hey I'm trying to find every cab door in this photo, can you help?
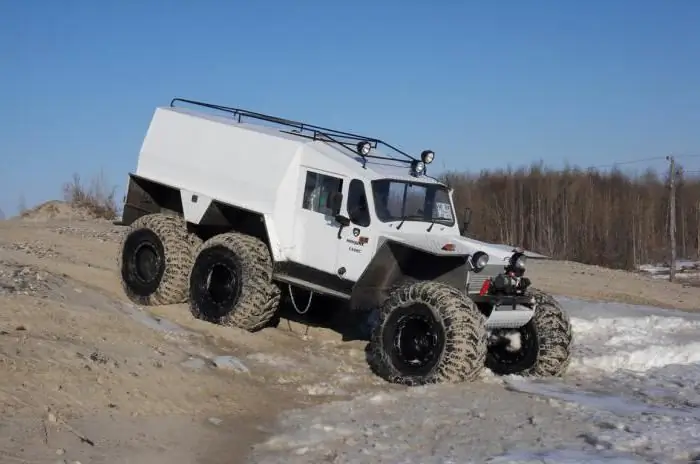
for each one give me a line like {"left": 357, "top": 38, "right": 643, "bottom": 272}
{"left": 335, "top": 179, "right": 376, "bottom": 282}
{"left": 293, "top": 169, "right": 345, "bottom": 275}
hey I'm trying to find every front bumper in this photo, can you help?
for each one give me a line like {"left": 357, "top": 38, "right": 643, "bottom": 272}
{"left": 470, "top": 273, "right": 537, "bottom": 329}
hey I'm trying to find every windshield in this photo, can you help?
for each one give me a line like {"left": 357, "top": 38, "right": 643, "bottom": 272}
{"left": 371, "top": 179, "right": 455, "bottom": 226}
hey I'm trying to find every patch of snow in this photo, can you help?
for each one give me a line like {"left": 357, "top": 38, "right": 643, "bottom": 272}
{"left": 506, "top": 374, "right": 700, "bottom": 462}
{"left": 637, "top": 264, "right": 667, "bottom": 274}
{"left": 120, "top": 303, "right": 191, "bottom": 335}
{"left": 250, "top": 296, "right": 700, "bottom": 463}
{"left": 246, "top": 352, "right": 299, "bottom": 369}
{"left": 180, "top": 357, "right": 207, "bottom": 370}
{"left": 569, "top": 313, "right": 700, "bottom": 373}
{"left": 637, "top": 259, "right": 700, "bottom": 281}
{"left": 649, "top": 271, "right": 700, "bottom": 281}
{"left": 505, "top": 297, "right": 700, "bottom": 461}
{"left": 298, "top": 383, "right": 347, "bottom": 396}
{"left": 485, "top": 448, "right": 647, "bottom": 463}
{"left": 504, "top": 331, "right": 522, "bottom": 352}
{"left": 212, "top": 355, "right": 249, "bottom": 373}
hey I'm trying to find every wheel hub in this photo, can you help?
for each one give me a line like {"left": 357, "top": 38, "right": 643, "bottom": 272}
{"left": 134, "top": 243, "right": 161, "bottom": 284}
{"left": 394, "top": 314, "right": 439, "bottom": 367}
{"left": 205, "top": 263, "right": 237, "bottom": 304}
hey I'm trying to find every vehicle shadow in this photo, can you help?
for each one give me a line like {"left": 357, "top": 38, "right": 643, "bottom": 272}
{"left": 268, "top": 286, "right": 374, "bottom": 342}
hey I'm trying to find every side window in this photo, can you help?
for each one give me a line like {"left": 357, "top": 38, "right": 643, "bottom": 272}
{"left": 302, "top": 170, "right": 343, "bottom": 215}
{"left": 347, "top": 179, "right": 370, "bottom": 227}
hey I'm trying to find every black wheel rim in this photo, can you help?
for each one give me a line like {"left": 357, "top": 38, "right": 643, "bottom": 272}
{"left": 121, "top": 228, "right": 166, "bottom": 297}
{"left": 205, "top": 263, "right": 238, "bottom": 305}
{"left": 134, "top": 243, "right": 160, "bottom": 284}
{"left": 190, "top": 246, "right": 243, "bottom": 321}
{"left": 385, "top": 304, "right": 445, "bottom": 376}
{"left": 487, "top": 321, "right": 538, "bottom": 373}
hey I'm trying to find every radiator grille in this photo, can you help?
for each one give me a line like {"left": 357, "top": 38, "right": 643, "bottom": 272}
{"left": 466, "top": 264, "right": 503, "bottom": 294}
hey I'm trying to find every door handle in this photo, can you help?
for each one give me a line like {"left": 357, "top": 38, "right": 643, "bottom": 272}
{"left": 335, "top": 214, "right": 351, "bottom": 239}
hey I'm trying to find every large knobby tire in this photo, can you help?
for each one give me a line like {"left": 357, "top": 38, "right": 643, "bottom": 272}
{"left": 118, "top": 213, "right": 201, "bottom": 306}
{"left": 188, "top": 232, "right": 281, "bottom": 332}
{"left": 367, "top": 281, "right": 488, "bottom": 386}
{"left": 486, "top": 288, "right": 573, "bottom": 377}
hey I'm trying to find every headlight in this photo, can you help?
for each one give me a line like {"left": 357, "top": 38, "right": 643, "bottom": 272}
{"left": 470, "top": 251, "right": 489, "bottom": 272}
{"left": 421, "top": 150, "right": 435, "bottom": 164}
{"left": 508, "top": 252, "right": 527, "bottom": 273}
{"left": 357, "top": 141, "right": 371, "bottom": 156}
{"left": 411, "top": 160, "right": 425, "bottom": 176}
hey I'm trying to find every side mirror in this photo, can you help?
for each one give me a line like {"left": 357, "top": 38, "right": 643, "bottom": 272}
{"left": 335, "top": 215, "right": 351, "bottom": 227}
{"left": 460, "top": 207, "right": 472, "bottom": 236}
{"left": 327, "top": 191, "right": 343, "bottom": 216}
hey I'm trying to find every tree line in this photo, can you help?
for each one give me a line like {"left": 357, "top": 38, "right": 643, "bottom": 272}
{"left": 441, "top": 162, "right": 700, "bottom": 270}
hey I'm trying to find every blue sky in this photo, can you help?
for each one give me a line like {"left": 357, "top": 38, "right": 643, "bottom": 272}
{"left": 2, "top": 0, "right": 700, "bottom": 216}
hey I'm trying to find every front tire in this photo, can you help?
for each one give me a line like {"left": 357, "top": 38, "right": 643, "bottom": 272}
{"left": 188, "top": 232, "right": 281, "bottom": 332}
{"left": 367, "top": 281, "right": 487, "bottom": 386}
{"left": 118, "top": 213, "right": 201, "bottom": 306}
{"left": 486, "top": 289, "right": 573, "bottom": 377}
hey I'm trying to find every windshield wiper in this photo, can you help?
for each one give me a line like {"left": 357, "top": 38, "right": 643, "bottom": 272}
{"left": 396, "top": 214, "right": 423, "bottom": 230}
{"left": 427, "top": 217, "right": 453, "bottom": 232}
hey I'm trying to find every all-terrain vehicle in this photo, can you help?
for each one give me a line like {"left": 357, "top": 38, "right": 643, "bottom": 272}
{"left": 116, "top": 98, "right": 573, "bottom": 386}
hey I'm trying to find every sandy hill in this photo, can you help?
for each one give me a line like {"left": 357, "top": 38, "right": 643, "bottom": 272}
{"left": 17, "top": 200, "right": 115, "bottom": 222}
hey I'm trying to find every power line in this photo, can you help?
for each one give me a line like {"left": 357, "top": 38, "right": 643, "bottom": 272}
{"left": 582, "top": 153, "right": 700, "bottom": 170}
{"left": 587, "top": 156, "right": 669, "bottom": 170}
{"left": 584, "top": 154, "right": 700, "bottom": 172}
{"left": 448, "top": 153, "right": 700, "bottom": 176}
{"left": 675, "top": 154, "right": 700, "bottom": 159}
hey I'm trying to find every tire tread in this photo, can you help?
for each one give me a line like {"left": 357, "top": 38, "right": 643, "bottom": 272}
{"left": 189, "top": 232, "right": 281, "bottom": 332}
{"left": 368, "top": 280, "right": 487, "bottom": 386}
{"left": 117, "top": 213, "right": 201, "bottom": 306}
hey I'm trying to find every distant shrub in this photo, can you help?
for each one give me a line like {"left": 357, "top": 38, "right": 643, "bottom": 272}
{"left": 62, "top": 171, "right": 119, "bottom": 220}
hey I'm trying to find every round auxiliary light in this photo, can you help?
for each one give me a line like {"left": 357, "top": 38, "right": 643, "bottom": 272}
{"left": 412, "top": 160, "right": 426, "bottom": 176}
{"left": 357, "top": 141, "right": 372, "bottom": 156}
{"left": 471, "top": 251, "right": 489, "bottom": 272}
{"left": 509, "top": 251, "right": 527, "bottom": 272}
{"left": 421, "top": 150, "right": 435, "bottom": 164}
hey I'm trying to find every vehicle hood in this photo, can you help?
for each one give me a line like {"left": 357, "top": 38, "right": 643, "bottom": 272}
{"left": 378, "top": 231, "right": 515, "bottom": 263}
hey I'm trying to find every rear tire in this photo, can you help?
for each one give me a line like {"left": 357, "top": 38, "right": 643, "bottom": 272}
{"left": 118, "top": 213, "right": 201, "bottom": 306}
{"left": 367, "top": 281, "right": 487, "bottom": 386}
{"left": 188, "top": 232, "right": 281, "bottom": 332}
{"left": 486, "top": 289, "right": 573, "bottom": 377}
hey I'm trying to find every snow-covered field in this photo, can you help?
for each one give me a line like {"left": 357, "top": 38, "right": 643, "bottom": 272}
{"left": 249, "top": 296, "right": 700, "bottom": 463}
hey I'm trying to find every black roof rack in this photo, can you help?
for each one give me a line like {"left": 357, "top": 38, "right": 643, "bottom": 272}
{"left": 169, "top": 98, "right": 419, "bottom": 166}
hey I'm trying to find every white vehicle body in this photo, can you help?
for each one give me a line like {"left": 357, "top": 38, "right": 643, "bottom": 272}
{"left": 122, "top": 99, "right": 535, "bottom": 329}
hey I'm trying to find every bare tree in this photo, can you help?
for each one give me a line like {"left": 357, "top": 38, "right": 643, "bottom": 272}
{"left": 443, "top": 163, "right": 700, "bottom": 270}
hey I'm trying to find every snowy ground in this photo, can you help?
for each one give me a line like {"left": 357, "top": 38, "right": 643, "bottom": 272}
{"left": 249, "top": 296, "right": 700, "bottom": 463}
{"left": 638, "top": 260, "right": 700, "bottom": 282}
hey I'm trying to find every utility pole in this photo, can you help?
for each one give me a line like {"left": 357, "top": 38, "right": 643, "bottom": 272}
{"left": 697, "top": 199, "right": 700, "bottom": 261}
{"left": 667, "top": 155, "right": 677, "bottom": 282}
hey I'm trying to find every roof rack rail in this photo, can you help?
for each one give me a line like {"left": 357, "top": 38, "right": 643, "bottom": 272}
{"left": 169, "top": 98, "right": 418, "bottom": 165}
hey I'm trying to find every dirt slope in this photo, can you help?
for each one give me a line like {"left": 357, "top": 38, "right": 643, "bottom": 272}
{"left": 0, "top": 216, "right": 386, "bottom": 463}
{"left": 528, "top": 258, "right": 700, "bottom": 311}
{"left": 0, "top": 212, "right": 697, "bottom": 463}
